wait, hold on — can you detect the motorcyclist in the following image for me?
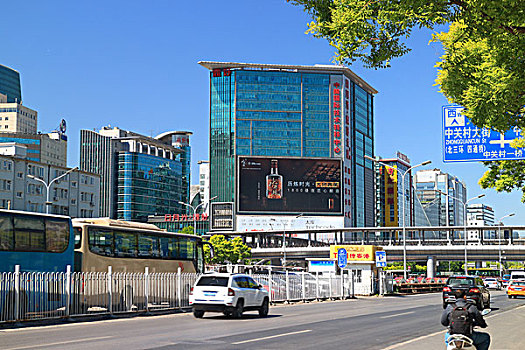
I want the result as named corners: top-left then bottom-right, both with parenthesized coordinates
top-left (441, 289), bottom-right (490, 350)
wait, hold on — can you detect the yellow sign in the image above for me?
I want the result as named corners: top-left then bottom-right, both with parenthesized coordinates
top-left (329, 245), bottom-right (377, 261)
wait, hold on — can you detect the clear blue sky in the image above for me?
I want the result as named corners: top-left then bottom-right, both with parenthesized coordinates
top-left (1, 0), bottom-right (522, 225)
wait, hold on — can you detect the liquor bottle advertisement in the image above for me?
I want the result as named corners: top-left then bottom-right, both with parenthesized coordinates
top-left (238, 156), bottom-right (342, 214)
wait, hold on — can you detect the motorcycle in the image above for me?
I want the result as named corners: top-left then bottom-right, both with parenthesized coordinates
top-left (446, 309), bottom-right (491, 350)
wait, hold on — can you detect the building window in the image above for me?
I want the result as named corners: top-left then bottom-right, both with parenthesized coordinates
top-left (16, 192), bottom-right (22, 198)
top-left (16, 172), bottom-right (23, 178)
top-left (72, 181), bottom-right (77, 188)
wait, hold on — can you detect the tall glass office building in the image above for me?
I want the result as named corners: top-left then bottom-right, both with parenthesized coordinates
top-left (415, 169), bottom-right (467, 239)
top-left (0, 64), bottom-right (22, 103)
top-left (200, 61), bottom-right (377, 227)
top-left (117, 152), bottom-right (184, 221)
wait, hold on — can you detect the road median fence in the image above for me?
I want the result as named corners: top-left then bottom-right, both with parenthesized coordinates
top-left (1, 266), bottom-right (361, 324)
top-left (393, 277), bottom-right (447, 294)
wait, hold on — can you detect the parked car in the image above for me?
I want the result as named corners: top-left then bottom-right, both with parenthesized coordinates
top-left (484, 278), bottom-right (502, 290)
top-left (189, 273), bottom-right (269, 318)
top-left (442, 276), bottom-right (491, 310)
top-left (507, 280), bottom-right (525, 299)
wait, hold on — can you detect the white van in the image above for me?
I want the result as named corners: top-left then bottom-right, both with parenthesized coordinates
top-left (510, 271), bottom-right (525, 281)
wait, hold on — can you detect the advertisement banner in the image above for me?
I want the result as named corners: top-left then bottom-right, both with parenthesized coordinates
top-left (329, 245), bottom-right (377, 262)
top-left (237, 156), bottom-right (342, 214)
top-left (210, 202), bottom-right (234, 231)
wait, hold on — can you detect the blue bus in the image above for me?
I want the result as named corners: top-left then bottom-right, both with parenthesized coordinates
top-left (0, 210), bottom-right (74, 321)
top-left (0, 209), bottom-right (74, 272)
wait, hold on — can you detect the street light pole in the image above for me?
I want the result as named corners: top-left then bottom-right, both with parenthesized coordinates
top-left (178, 195), bottom-right (217, 235)
top-left (365, 155), bottom-right (431, 279)
top-left (271, 213), bottom-right (303, 268)
top-left (437, 190), bottom-right (484, 275)
top-left (498, 213), bottom-right (515, 278)
top-left (27, 167), bottom-right (78, 214)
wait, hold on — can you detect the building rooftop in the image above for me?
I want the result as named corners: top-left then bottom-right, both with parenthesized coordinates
top-left (198, 61), bottom-right (378, 95)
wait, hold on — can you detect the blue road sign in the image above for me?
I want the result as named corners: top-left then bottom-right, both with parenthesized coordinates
top-left (443, 105), bottom-right (525, 162)
top-left (375, 251), bottom-right (387, 268)
top-left (337, 248), bottom-right (347, 268)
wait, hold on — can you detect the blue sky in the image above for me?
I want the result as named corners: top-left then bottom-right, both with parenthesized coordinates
top-left (1, 0), bottom-right (522, 225)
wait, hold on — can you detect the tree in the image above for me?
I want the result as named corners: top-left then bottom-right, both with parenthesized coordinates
top-left (290, 0), bottom-right (525, 197)
top-left (179, 226), bottom-right (196, 235)
top-left (203, 235), bottom-right (251, 265)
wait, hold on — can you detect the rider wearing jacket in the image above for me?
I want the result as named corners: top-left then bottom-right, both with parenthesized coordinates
top-left (441, 289), bottom-right (490, 350)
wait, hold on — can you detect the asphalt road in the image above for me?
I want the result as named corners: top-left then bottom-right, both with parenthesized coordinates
top-left (1, 290), bottom-right (522, 350)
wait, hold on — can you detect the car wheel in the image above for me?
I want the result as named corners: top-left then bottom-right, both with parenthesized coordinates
top-left (443, 302), bottom-right (447, 309)
top-left (477, 299), bottom-right (484, 310)
top-left (193, 310), bottom-right (205, 318)
top-left (232, 299), bottom-right (244, 319)
top-left (508, 295), bottom-right (512, 299)
top-left (259, 298), bottom-right (269, 318)
top-left (486, 297), bottom-right (491, 309)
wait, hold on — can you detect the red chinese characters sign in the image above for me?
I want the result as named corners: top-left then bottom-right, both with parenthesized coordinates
top-left (333, 83), bottom-right (342, 155)
top-left (164, 214), bottom-right (209, 222)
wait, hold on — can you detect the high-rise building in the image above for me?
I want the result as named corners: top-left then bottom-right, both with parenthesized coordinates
top-left (415, 169), bottom-right (467, 238)
top-left (0, 131), bottom-right (67, 167)
top-left (0, 64), bottom-right (22, 103)
top-left (467, 203), bottom-right (495, 240)
top-left (80, 126), bottom-right (189, 222)
top-left (198, 160), bottom-right (210, 214)
top-left (374, 152), bottom-right (414, 230)
top-left (200, 61), bottom-right (377, 229)
top-left (0, 92), bottom-right (38, 134)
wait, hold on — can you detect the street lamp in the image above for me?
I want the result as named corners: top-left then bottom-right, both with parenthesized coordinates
top-left (498, 213), bottom-right (515, 277)
top-left (27, 167), bottom-right (78, 214)
top-left (271, 213), bottom-right (303, 268)
top-left (437, 190), bottom-right (485, 275)
top-left (178, 195), bottom-right (217, 235)
top-left (365, 155), bottom-right (431, 279)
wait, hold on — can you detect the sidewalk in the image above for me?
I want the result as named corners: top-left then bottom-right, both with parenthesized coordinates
top-left (385, 305), bottom-right (525, 350)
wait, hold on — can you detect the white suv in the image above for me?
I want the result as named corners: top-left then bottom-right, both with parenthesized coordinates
top-left (189, 273), bottom-right (269, 318)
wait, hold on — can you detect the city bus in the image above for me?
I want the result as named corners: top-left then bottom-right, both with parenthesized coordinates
top-left (0, 210), bottom-right (74, 321)
top-left (467, 267), bottom-right (500, 278)
top-left (0, 209), bottom-right (74, 272)
top-left (72, 218), bottom-right (207, 273)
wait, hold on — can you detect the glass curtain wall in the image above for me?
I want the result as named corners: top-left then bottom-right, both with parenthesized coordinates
top-left (117, 152), bottom-right (184, 222)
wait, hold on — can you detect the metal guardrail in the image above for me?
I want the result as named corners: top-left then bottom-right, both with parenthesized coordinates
top-left (1, 265), bottom-right (200, 323)
top-left (1, 266), bottom-right (380, 323)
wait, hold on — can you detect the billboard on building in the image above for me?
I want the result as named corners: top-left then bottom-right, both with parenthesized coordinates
top-left (237, 156), bottom-right (342, 214)
top-left (210, 202), bottom-right (234, 231)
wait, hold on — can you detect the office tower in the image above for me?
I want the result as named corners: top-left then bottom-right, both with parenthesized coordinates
top-left (0, 64), bottom-right (22, 103)
top-left (80, 126), bottom-right (189, 221)
top-left (200, 61), bottom-right (377, 229)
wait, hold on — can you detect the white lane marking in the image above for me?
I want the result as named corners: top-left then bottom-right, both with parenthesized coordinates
top-left (379, 311), bottom-right (414, 319)
top-left (383, 304), bottom-right (525, 349)
top-left (382, 330), bottom-right (446, 350)
top-left (232, 329), bottom-right (312, 345)
top-left (5, 336), bottom-right (113, 350)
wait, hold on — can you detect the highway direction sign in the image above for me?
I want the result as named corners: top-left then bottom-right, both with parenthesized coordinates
top-left (442, 105), bottom-right (525, 162)
top-left (375, 251), bottom-right (387, 268)
top-left (337, 248), bottom-right (347, 268)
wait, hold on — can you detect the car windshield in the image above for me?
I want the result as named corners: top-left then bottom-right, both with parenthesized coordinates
top-left (197, 276), bottom-right (229, 287)
top-left (511, 281), bottom-right (525, 286)
top-left (447, 278), bottom-right (474, 286)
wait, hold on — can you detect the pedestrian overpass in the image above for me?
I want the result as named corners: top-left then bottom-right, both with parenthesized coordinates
top-left (212, 224), bottom-right (525, 265)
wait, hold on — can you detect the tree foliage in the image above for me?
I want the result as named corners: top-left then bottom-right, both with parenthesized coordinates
top-left (203, 235), bottom-right (251, 265)
top-left (289, 0), bottom-right (525, 196)
top-left (179, 226), bottom-right (196, 235)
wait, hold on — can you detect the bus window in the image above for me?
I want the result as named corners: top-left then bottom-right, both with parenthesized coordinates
top-left (179, 238), bottom-right (195, 259)
top-left (138, 235), bottom-right (160, 258)
top-left (114, 230), bottom-right (137, 258)
top-left (14, 216), bottom-right (45, 251)
top-left (159, 236), bottom-right (179, 258)
top-left (45, 219), bottom-right (69, 253)
top-left (89, 228), bottom-right (114, 256)
top-left (0, 214), bottom-right (13, 250)
top-left (74, 227), bottom-right (82, 249)
top-left (197, 244), bottom-right (204, 273)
